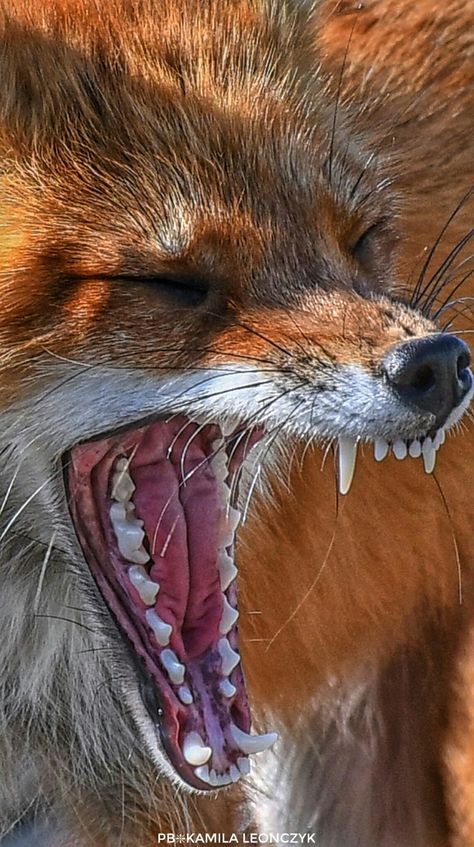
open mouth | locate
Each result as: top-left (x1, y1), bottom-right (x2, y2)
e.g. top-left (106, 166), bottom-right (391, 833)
top-left (66, 415), bottom-right (276, 791)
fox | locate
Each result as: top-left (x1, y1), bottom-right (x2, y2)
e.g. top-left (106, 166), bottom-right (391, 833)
top-left (0, 0), bottom-right (472, 845)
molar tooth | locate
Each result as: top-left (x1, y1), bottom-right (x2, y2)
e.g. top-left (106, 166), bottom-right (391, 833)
top-left (220, 596), bottom-right (239, 634)
top-left (211, 450), bottom-right (229, 483)
top-left (145, 609), bottom-right (172, 646)
top-left (178, 686), bottom-right (193, 705)
top-left (230, 724), bottom-right (278, 755)
top-left (111, 467), bottom-right (135, 502)
top-left (218, 638), bottom-right (240, 676)
top-left (392, 439), bottom-right (407, 460)
top-left (128, 566), bottom-right (159, 605)
top-left (409, 439), bottom-right (422, 458)
top-left (229, 764), bottom-right (241, 783)
top-left (113, 520), bottom-right (149, 564)
top-left (160, 648), bottom-right (185, 685)
top-left (219, 679), bottom-right (237, 698)
top-left (338, 438), bottom-right (358, 495)
top-left (183, 732), bottom-right (212, 766)
top-left (194, 764), bottom-right (210, 784)
top-left (238, 757), bottom-right (251, 775)
top-left (374, 439), bottom-right (389, 462)
top-left (218, 551), bottom-right (238, 591)
top-left (220, 421), bottom-right (236, 437)
top-left (422, 437), bottom-right (436, 474)
top-left (125, 548), bottom-right (151, 565)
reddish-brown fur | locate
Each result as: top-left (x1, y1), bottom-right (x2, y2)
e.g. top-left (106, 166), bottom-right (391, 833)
top-left (0, 0), bottom-right (472, 844)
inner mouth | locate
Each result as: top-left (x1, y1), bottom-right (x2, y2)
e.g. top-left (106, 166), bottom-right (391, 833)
top-left (66, 415), bottom-right (276, 791)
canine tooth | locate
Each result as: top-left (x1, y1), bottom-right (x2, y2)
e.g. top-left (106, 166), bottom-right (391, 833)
top-left (128, 566), bottom-right (159, 604)
top-left (111, 468), bottom-right (135, 502)
top-left (434, 429), bottom-right (445, 449)
top-left (220, 596), bottom-right (239, 634)
top-left (374, 439), bottom-right (389, 462)
top-left (409, 439), bottom-right (422, 458)
top-left (183, 732), bottom-right (212, 766)
top-left (194, 765), bottom-right (210, 784)
top-left (238, 757), bottom-right (251, 775)
top-left (229, 764), bottom-right (241, 783)
top-left (422, 437), bottom-right (436, 474)
top-left (338, 438), bottom-right (358, 495)
top-left (160, 649), bottom-right (185, 685)
top-left (178, 686), bottom-right (193, 705)
top-left (392, 439), bottom-right (407, 460)
top-left (218, 638), bottom-right (240, 676)
top-left (219, 679), bottom-right (237, 698)
top-left (230, 724), bottom-right (278, 755)
top-left (145, 609), bottom-right (172, 646)
top-left (219, 551), bottom-right (238, 591)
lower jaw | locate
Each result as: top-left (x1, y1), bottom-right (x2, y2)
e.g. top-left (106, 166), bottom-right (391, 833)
top-left (66, 415), bottom-right (274, 791)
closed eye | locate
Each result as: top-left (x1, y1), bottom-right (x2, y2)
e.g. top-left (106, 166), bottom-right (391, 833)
top-left (350, 224), bottom-right (380, 266)
top-left (116, 274), bottom-right (210, 307)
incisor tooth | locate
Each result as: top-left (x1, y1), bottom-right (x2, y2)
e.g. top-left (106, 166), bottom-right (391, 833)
top-left (194, 764), bottom-right (210, 784)
top-left (338, 437), bottom-right (358, 495)
top-left (409, 439), bottom-right (422, 458)
top-left (422, 437), bottom-right (436, 474)
top-left (183, 732), bottom-right (212, 766)
top-left (392, 439), bottom-right (407, 460)
top-left (220, 596), bottom-right (239, 634)
top-left (238, 757), bottom-right (251, 775)
top-left (434, 429), bottom-right (445, 449)
top-left (229, 764), bottom-right (241, 783)
top-left (230, 724), bottom-right (278, 755)
top-left (374, 439), bottom-right (389, 462)
top-left (218, 638), bottom-right (240, 676)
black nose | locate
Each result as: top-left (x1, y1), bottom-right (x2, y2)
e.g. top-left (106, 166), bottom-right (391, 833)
top-left (383, 334), bottom-right (472, 425)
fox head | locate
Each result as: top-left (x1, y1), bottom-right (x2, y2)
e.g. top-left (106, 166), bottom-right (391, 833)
top-left (0, 0), bottom-right (471, 836)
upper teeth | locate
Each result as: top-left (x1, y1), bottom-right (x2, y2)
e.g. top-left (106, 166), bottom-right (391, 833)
top-left (338, 437), bottom-right (358, 495)
top-left (339, 427), bottom-right (446, 495)
top-left (110, 462), bottom-right (150, 564)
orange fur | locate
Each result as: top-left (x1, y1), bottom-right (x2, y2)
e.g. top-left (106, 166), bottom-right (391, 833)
top-left (0, 0), bottom-right (472, 844)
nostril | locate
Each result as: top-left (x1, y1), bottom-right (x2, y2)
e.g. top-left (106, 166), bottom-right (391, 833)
top-left (383, 333), bottom-right (472, 425)
top-left (457, 351), bottom-right (471, 378)
top-left (410, 364), bottom-right (436, 393)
